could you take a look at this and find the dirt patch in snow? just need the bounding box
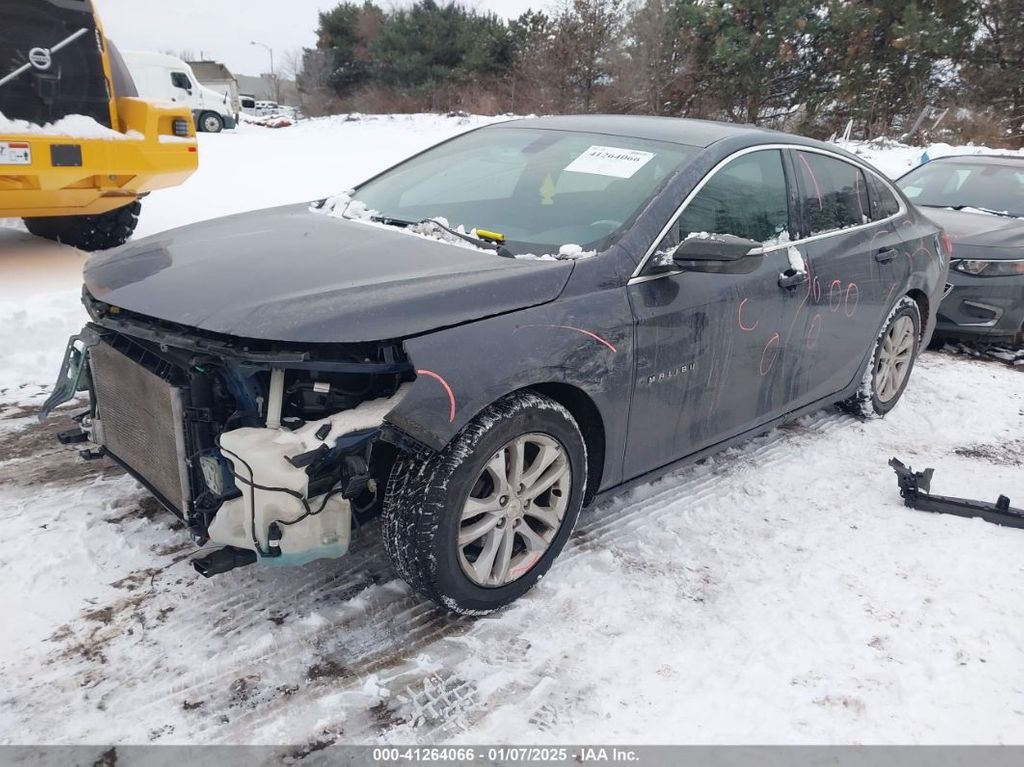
[936,342,1023,370]
[0,409,122,487]
[954,438,1024,468]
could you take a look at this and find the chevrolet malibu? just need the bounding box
[42,116,949,614]
[896,154,1024,346]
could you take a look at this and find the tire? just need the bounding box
[23,200,141,252]
[199,112,224,133]
[842,296,921,418]
[383,391,587,615]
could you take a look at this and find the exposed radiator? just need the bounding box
[89,341,191,514]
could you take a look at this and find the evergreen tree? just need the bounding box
[316,1,384,95]
[962,0,1024,144]
[810,1,973,138]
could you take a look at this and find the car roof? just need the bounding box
[488,114,786,148]
[928,154,1024,166]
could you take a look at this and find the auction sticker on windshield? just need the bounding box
[564,145,655,179]
[0,141,31,165]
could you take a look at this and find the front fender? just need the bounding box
[385,286,635,491]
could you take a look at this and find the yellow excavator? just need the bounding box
[1,0,198,250]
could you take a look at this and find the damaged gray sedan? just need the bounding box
[43,116,948,614]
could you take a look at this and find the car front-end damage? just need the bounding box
[42,291,419,576]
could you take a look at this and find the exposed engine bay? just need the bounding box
[42,292,416,576]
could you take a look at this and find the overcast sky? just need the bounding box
[97,0,547,77]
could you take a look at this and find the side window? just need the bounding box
[673,150,791,244]
[170,72,192,90]
[866,172,901,220]
[794,151,869,235]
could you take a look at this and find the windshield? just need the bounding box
[353,126,697,255]
[897,160,1024,217]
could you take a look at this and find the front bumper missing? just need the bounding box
[41,322,413,574]
[889,457,1024,530]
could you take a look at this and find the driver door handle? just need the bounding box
[778,269,809,290]
[875,247,898,263]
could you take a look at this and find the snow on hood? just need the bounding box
[315,191,597,261]
[0,112,142,140]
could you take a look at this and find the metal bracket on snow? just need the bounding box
[889,457,1024,530]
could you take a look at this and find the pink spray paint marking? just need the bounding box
[828,279,843,312]
[416,368,456,423]
[737,298,760,332]
[806,313,822,349]
[759,333,781,376]
[844,283,860,318]
[551,325,617,353]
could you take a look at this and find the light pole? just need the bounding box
[249,40,277,103]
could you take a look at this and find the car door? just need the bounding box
[786,149,900,405]
[623,148,809,478]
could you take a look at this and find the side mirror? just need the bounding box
[672,233,762,262]
[647,233,764,276]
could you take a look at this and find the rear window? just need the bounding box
[794,151,870,236]
[0,0,112,127]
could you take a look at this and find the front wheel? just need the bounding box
[200,112,224,133]
[23,200,141,251]
[382,391,587,615]
[842,296,921,418]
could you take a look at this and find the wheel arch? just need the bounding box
[905,288,929,336]
[523,382,605,506]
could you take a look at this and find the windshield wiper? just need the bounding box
[369,215,515,258]
[949,205,1018,218]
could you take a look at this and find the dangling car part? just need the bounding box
[1,0,198,250]
[43,116,948,614]
[889,458,1024,530]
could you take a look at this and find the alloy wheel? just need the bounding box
[874,315,916,403]
[458,432,571,587]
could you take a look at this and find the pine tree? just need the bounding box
[962,0,1024,144]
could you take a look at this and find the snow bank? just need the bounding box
[835,137,1024,179]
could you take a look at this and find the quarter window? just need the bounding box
[673,150,791,244]
[867,173,900,220]
[794,151,869,235]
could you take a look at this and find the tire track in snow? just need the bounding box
[4,403,858,744]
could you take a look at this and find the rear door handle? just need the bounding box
[875,247,898,263]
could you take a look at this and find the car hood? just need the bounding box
[922,207,1024,256]
[84,205,574,343]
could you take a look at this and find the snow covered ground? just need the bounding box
[1,116,1022,746]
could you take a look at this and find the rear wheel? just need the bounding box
[23,200,141,251]
[842,296,921,418]
[200,112,224,133]
[382,391,587,614]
